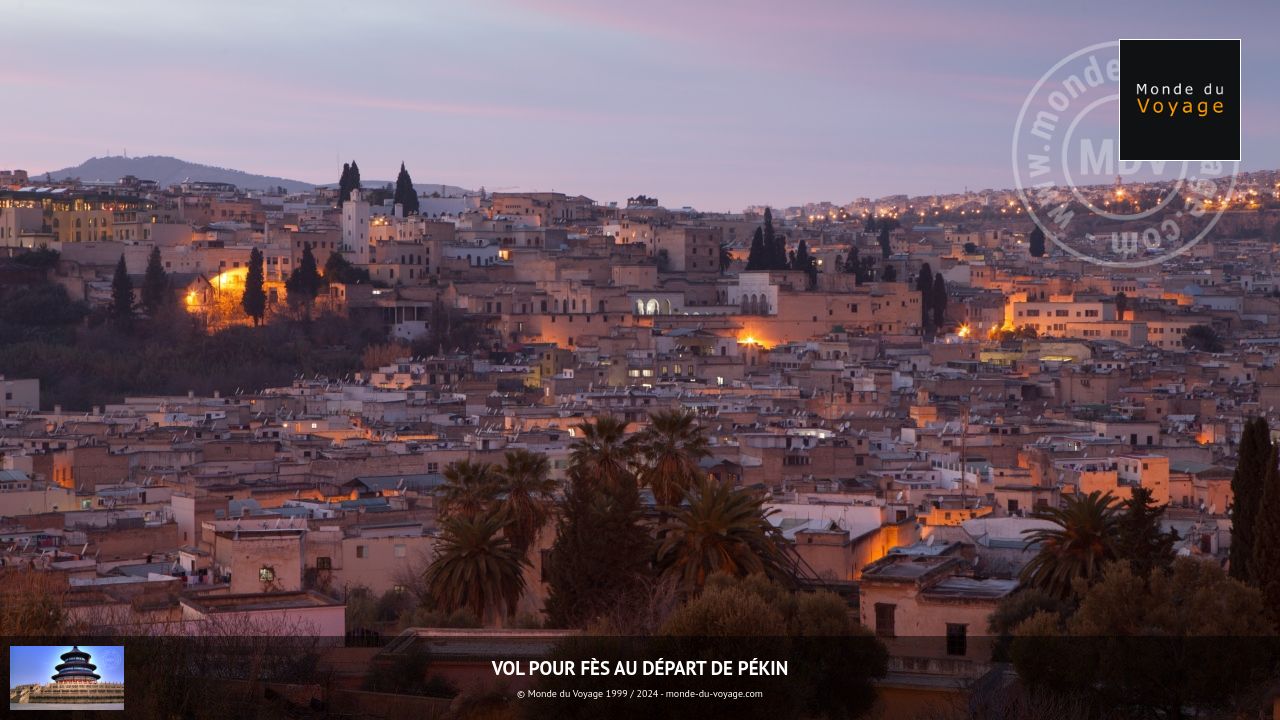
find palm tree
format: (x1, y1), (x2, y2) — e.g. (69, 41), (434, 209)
(568, 416), (637, 496)
(1020, 490), (1121, 599)
(495, 449), (557, 554)
(425, 510), (528, 622)
(438, 460), (498, 519)
(636, 409), (710, 508)
(656, 478), (789, 593)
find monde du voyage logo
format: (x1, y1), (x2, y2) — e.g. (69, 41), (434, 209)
(1012, 39), (1241, 267)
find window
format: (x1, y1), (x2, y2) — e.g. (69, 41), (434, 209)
(316, 556), (332, 570)
(356, 545), (366, 559)
(946, 623), (968, 656)
(394, 544), (406, 558)
(874, 603), (896, 638)
(259, 566), (275, 583)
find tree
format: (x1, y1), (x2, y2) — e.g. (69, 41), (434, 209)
(1029, 225), (1046, 257)
(1183, 324), (1224, 352)
(1114, 486), (1177, 578)
(718, 243), (733, 273)
(763, 207), (785, 270)
(916, 263), (934, 330)
(241, 247), (266, 326)
(915, 263), (933, 293)
(1019, 491), (1120, 599)
(881, 263), (897, 282)
(635, 409), (709, 508)
(285, 242), (323, 306)
(878, 225), (891, 259)
(1230, 416), (1271, 582)
(1011, 560), (1276, 719)
(790, 239), (817, 288)
(567, 416), (637, 496)
(424, 510), (528, 622)
(657, 574), (888, 719)
(656, 478), (790, 594)
(660, 574), (787, 636)
(931, 273), (948, 328)
(1252, 443), (1280, 617)
(495, 449), (557, 555)
(323, 250), (371, 285)
(338, 163), (351, 203)
(109, 254), (133, 322)
(745, 227), (766, 271)
(141, 246), (169, 314)
(438, 460), (500, 520)
(987, 587), (1071, 662)
(963, 241), (978, 254)
(544, 471), (653, 628)
(1114, 291), (1128, 318)
(0, 569), (71, 635)
(12, 245), (59, 270)
(338, 160), (362, 203)
(393, 162), (420, 215)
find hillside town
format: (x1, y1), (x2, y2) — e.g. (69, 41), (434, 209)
(4, 163), (1280, 717)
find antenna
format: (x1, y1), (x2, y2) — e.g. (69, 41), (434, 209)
(960, 406), (969, 510)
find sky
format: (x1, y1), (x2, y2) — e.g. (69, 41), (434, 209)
(9, 645), (125, 687)
(3, 0), (1277, 210)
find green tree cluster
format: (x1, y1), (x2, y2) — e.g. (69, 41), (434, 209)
(338, 160), (361, 203)
(744, 208), (790, 271)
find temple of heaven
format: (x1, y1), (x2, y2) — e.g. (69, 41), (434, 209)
(50, 646), (101, 683)
(9, 645), (124, 709)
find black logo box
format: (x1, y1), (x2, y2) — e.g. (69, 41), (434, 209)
(1119, 39), (1241, 162)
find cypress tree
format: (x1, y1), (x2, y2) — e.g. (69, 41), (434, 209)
(141, 245), (169, 314)
(242, 247), (266, 326)
(917, 263), (934, 330)
(1254, 443), (1280, 616)
(746, 227), (765, 271)
(882, 263), (898, 282)
(349, 160), (361, 195)
(544, 475), (653, 628)
(878, 225), (891, 259)
(774, 235), (790, 270)
(916, 263), (933, 292)
(1029, 226), (1046, 257)
(1231, 417), (1272, 582)
(109, 254), (133, 322)
(763, 208), (784, 270)
(338, 162), (352, 203)
(932, 274), (948, 327)
(1116, 486), (1177, 578)
(844, 247), (859, 274)
(393, 162), (420, 215)
(792, 239), (809, 271)
(285, 242), (323, 306)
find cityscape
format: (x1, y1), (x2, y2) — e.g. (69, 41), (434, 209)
(5, 2), (1280, 719)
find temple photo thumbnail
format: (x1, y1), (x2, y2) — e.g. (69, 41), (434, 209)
(9, 645), (124, 711)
